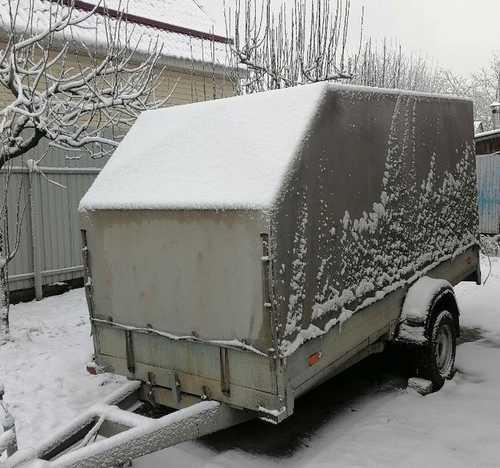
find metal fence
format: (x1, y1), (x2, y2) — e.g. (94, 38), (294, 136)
(476, 153), (500, 235)
(3, 145), (497, 301)
(1, 141), (105, 299)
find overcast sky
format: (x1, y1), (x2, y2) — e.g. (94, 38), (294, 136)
(200, 0), (499, 76)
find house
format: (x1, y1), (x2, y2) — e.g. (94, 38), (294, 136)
(0, 0), (237, 298)
(475, 128), (500, 155)
(475, 102), (500, 155)
(475, 103), (500, 154)
(0, 0), (235, 110)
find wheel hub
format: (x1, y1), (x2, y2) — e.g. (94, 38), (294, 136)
(435, 323), (453, 375)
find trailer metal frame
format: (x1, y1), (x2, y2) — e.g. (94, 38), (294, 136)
(2, 381), (252, 467)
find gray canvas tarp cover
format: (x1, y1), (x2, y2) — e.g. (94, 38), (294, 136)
(80, 83), (478, 357)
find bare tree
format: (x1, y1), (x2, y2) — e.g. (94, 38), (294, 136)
(340, 42), (500, 127)
(226, 0), (362, 94)
(469, 53), (500, 128)
(351, 39), (449, 93)
(429, 53), (500, 129)
(227, 0), (458, 99)
(0, 0), (167, 340)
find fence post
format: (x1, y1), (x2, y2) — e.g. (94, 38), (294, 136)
(28, 161), (43, 301)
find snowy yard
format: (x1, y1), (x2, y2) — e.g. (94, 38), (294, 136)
(1, 255), (499, 467)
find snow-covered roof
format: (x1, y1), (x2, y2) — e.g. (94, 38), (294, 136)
(84, 0), (220, 35)
(80, 83), (328, 211)
(0, 0), (229, 67)
(475, 128), (500, 140)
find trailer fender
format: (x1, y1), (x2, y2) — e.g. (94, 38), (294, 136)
(395, 277), (459, 346)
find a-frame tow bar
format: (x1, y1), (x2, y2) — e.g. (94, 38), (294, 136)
(1, 381), (252, 467)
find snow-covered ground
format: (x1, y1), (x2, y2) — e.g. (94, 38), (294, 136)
(0, 290), (126, 448)
(1, 255), (499, 467)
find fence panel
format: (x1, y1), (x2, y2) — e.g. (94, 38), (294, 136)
(1, 170), (33, 291)
(1, 142), (106, 298)
(477, 153), (500, 235)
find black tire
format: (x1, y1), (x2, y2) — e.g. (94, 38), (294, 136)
(415, 309), (456, 391)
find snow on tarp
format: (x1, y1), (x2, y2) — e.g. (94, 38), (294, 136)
(269, 87), (478, 356)
(79, 83), (328, 211)
(80, 83), (478, 358)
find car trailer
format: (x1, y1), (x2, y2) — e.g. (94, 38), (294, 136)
(1, 83), (481, 466)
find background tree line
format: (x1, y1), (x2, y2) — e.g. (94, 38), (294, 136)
(226, 0), (500, 130)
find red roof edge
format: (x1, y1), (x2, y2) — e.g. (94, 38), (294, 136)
(59, 0), (233, 45)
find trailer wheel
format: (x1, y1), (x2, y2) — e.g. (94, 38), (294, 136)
(416, 309), (456, 391)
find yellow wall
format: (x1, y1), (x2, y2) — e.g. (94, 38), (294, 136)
(153, 67), (236, 106)
(0, 39), (237, 113)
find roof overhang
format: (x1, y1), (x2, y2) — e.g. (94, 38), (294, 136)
(58, 0), (233, 45)
(0, 0), (238, 74)
(475, 128), (500, 141)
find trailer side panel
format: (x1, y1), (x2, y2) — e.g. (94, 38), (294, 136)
(272, 88), (478, 357)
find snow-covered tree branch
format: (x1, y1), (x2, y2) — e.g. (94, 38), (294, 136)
(226, 0), (361, 94)
(468, 53), (500, 127)
(226, 0), (455, 97)
(0, 0), (168, 340)
(0, 0), (166, 165)
(430, 53), (500, 128)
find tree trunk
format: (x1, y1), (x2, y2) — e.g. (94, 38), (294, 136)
(0, 175), (10, 342)
(0, 257), (9, 343)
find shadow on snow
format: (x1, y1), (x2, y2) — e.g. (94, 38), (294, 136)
(195, 326), (483, 460)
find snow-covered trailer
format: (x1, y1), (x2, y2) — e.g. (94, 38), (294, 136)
(79, 82), (480, 418)
(5, 83), (476, 465)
